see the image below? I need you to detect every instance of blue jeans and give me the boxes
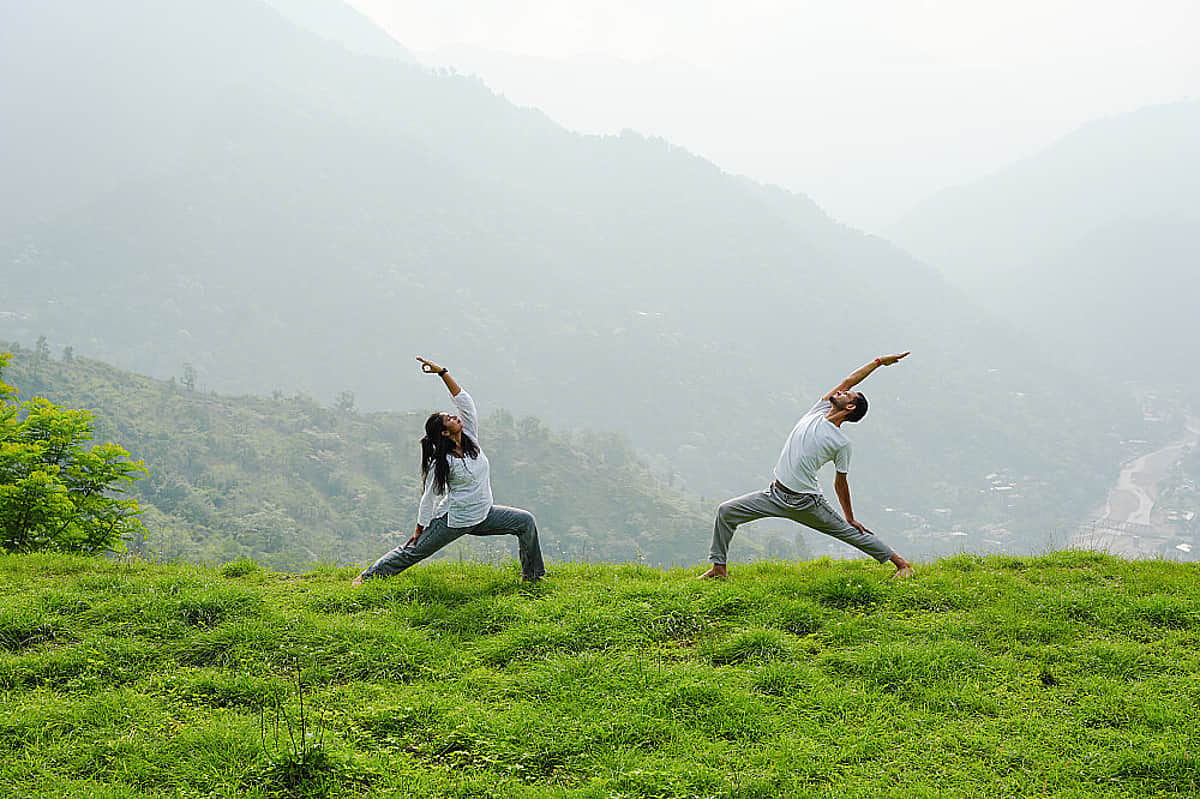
[361,505,546,580]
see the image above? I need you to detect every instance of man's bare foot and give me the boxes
[698,564,728,580]
[350,574,364,587]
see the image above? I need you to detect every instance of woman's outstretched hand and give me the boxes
[418,357,462,395]
[417,356,444,374]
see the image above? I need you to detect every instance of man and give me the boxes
[700,352,914,579]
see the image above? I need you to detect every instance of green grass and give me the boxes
[0,551,1198,798]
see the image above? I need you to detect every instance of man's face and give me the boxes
[830,390,860,413]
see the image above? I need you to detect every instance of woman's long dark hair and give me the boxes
[421,412,480,495]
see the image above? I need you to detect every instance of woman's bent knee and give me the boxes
[499,507,536,533]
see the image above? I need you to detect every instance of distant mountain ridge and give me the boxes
[261,0,415,62]
[890,100,1200,383]
[0,0,1138,545]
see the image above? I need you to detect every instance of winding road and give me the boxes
[1071,417,1199,557]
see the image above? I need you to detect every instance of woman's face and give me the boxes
[440,413,463,437]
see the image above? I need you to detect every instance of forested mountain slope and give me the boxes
[4,346,711,570]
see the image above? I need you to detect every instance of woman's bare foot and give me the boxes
[698,563,728,580]
[350,574,364,587]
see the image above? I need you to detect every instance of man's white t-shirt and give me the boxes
[772,399,852,495]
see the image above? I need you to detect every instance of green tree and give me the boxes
[30,336,50,380]
[0,353,147,553]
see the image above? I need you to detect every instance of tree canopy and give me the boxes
[0,352,145,553]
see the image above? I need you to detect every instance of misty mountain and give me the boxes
[261,0,414,63]
[0,0,1138,547]
[890,100,1200,384]
[0,0,412,233]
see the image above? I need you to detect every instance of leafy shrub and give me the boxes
[0,353,145,554]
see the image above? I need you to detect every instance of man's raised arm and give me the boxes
[823,352,910,401]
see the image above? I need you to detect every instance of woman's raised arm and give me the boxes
[416,356,462,396]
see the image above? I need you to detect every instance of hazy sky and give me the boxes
[346,1,1200,230]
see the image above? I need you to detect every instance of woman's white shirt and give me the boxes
[416,391,493,527]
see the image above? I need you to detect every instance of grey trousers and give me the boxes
[709,483,896,564]
[361,505,547,580]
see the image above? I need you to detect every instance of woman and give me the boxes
[352,357,546,584]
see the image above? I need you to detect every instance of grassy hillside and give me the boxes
[1,552,1197,798]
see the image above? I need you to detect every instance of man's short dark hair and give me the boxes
[846,392,868,423]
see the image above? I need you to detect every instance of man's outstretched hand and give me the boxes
[879,352,910,366]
